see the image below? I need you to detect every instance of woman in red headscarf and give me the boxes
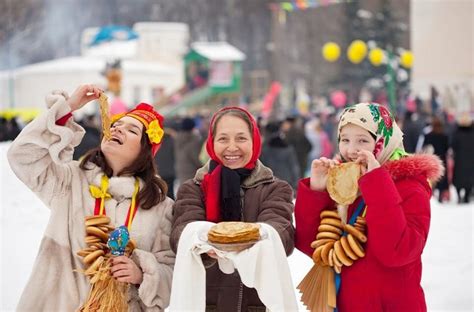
[170,107,295,311]
[8,84,174,311]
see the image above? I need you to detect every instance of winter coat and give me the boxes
[174,131,202,185]
[7,93,175,312]
[295,154,443,312]
[170,160,295,311]
[155,133,176,179]
[451,124,474,189]
[423,132,449,190]
[260,136,300,189]
[285,126,312,178]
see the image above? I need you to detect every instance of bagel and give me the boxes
[316,231,341,241]
[344,224,367,243]
[321,241,335,265]
[318,224,343,235]
[347,234,365,258]
[85,236,101,244]
[98,225,110,233]
[332,247,343,268]
[83,249,105,265]
[312,245,324,264]
[356,216,367,225]
[86,226,109,241]
[85,216,111,227]
[354,224,366,232]
[340,235,358,260]
[334,240,353,267]
[310,238,334,249]
[320,210,340,219]
[334,263,342,274]
[77,249,92,257]
[320,218,344,229]
[328,249,334,267]
[85,256,104,275]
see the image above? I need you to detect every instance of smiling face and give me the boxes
[338,123,376,162]
[213,114,253,169]
[101,116,144,174]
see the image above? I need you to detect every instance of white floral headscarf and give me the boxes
[337,103,406,165]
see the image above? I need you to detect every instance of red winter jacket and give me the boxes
[295,154,443,312]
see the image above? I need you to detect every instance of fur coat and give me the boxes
[7,92,175,311]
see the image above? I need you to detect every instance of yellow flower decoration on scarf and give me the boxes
[146,120,164,144]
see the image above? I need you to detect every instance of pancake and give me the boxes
[208,222,260,244]
[326,162,361,205]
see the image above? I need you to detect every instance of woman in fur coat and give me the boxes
[295,103,443,311]
[8,85,175,311]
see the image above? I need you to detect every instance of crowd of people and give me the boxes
[4,83,473,311]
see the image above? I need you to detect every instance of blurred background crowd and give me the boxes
[1,0,473,204]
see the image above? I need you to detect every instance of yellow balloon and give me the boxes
[347,40,367,64]
[369,48,384,66]
[322,42,341,62]
[400,51,413,68]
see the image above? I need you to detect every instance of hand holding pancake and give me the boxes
[309,157,340,191]
[354,150,380,175]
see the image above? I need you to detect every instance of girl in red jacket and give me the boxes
[295,103,443,311]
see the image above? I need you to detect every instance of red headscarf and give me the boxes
[202,106,262,222]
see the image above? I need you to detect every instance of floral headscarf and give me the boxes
[337,103,405,165]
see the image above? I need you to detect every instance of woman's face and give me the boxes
[101,116,144,171]
[213,114,253,169]
[339,123,376,162]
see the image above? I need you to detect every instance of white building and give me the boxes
[411,0,473,113]
[0,22,189,116]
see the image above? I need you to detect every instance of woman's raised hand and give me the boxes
[67,84,103,112]
[309,157,340,191]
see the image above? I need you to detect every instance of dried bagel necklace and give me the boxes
[89,174,140,230]
[297,199,368,312]
[77,174,139,312]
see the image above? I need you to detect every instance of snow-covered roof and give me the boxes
[190,42,246,61]
[12,56,175,76]
[83,40,137,59]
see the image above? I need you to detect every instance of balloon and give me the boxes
[322,42,341,62]
[400,51,413,68]
[369,48,384,66]
[347,40,367,64]
[330,90,347,108]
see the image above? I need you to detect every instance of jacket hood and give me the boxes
[193,159,274,188]
[383,153,444,183]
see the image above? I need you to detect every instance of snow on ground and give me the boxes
[1,142,472,311]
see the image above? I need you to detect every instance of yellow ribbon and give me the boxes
[89,175,112,215]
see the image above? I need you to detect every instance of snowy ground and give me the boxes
[1,141,472,311]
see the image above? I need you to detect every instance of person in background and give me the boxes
[451,113,474,203]
[73,114,101,160]
[260,121,300,190]
[295,103,443,311]
[155,127,177,199]
[8,85,175,311]
[174,117,202,188]
[422,116,450,202]
[170,106,295,311]
[281,115,312,180]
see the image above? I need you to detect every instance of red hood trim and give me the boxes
[383,154,444,183]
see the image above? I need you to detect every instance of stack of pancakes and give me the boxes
[208,222,260,244]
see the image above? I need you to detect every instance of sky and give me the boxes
[0,141,472,311]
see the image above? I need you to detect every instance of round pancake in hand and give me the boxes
[326,162,361,205]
